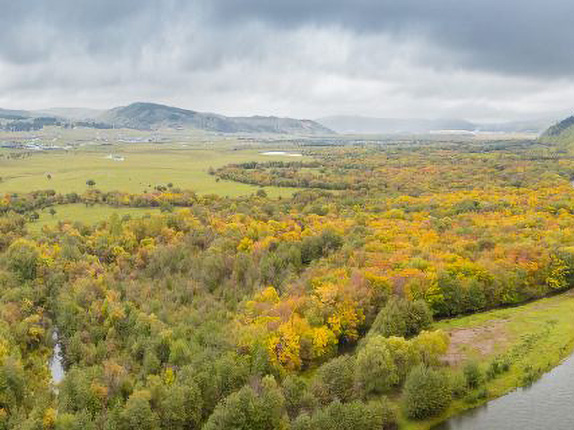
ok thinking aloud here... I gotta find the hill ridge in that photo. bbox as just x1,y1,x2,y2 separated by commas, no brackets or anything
99,102,334,134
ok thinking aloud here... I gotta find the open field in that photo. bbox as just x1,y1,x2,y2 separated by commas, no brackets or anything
1,131,308,230
0,135,305,197
27,203,162,233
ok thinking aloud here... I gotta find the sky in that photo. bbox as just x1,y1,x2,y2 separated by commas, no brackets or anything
1,0,574,122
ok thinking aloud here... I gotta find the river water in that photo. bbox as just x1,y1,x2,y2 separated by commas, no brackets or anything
49,330,65,386
433,353,574,430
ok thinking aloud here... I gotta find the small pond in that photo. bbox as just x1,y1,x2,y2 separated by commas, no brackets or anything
260,151,302,157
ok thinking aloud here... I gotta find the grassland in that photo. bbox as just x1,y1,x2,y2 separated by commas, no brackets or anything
27,203,161,233
402,291,574,429
0,145,304,197
0,128,306,197
0,128,310,229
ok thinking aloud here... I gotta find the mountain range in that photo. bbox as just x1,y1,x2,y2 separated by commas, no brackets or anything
0,102,334,135
0,102,569,136
101,103,335,134
317,115,557,135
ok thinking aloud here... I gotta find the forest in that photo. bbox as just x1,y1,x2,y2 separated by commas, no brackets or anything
1,137,574,429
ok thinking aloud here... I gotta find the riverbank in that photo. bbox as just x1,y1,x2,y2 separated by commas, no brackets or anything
400,289,574,429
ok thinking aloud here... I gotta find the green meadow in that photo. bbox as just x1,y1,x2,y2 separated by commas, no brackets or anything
27,203,162,233
0,142,303,197
0,132,305,227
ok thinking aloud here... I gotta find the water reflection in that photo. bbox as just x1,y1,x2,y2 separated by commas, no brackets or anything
433,354,574,430
49,330,65,387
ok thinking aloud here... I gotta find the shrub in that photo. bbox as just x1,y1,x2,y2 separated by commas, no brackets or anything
371,298,433,338
465,386,489,404
411,330,450,366
463,361,483,389
450,371,468,399
486,356,511,380
403,365,451,420
521,365,542,387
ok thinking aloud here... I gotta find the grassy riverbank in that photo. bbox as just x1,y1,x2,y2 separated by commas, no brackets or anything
401,290,574,429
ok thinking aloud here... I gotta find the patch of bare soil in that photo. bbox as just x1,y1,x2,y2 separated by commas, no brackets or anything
442,319,508,366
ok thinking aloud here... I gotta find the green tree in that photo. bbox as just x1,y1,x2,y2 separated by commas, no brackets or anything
203,376,287,430
282,375,316,419
0,358,26,415
355,336,398,395
292,399,396,430
119,390,159,430
312,355,356,404
371,298,432,338
55,411,95,430
157,382,202,430
385,336,421,383
4,239,40,281
403,365,451,420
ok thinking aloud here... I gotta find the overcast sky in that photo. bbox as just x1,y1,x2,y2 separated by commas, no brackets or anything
1,0,574,121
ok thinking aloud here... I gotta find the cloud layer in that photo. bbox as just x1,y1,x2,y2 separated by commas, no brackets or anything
1,0,573,121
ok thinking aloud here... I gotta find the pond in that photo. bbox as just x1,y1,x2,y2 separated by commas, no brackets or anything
49,330,65,387
433,353,574,429
260,151,302,157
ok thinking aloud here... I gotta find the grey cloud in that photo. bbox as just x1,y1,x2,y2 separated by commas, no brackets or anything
0,0,573,121
6,0,572,76
207,0,574,78
0,0,179,63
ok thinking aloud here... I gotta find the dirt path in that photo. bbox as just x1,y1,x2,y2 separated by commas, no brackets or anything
443,319,508,366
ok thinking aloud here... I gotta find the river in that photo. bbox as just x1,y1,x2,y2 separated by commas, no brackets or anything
433,353,574,429
49,330,65,386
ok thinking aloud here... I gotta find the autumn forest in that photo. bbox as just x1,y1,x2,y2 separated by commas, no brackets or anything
1,135,574,430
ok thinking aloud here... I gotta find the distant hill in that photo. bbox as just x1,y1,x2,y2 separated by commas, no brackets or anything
541,115,574,144
99,102,334,134
0,102,334,135
99,103,233,131
317,115,554,135
35,107,105,121
0,108,33,120
477,119,555,134
317,116,475,134
1,103,559,135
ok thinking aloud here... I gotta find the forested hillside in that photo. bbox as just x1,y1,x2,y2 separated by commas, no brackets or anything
541,115,574,148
